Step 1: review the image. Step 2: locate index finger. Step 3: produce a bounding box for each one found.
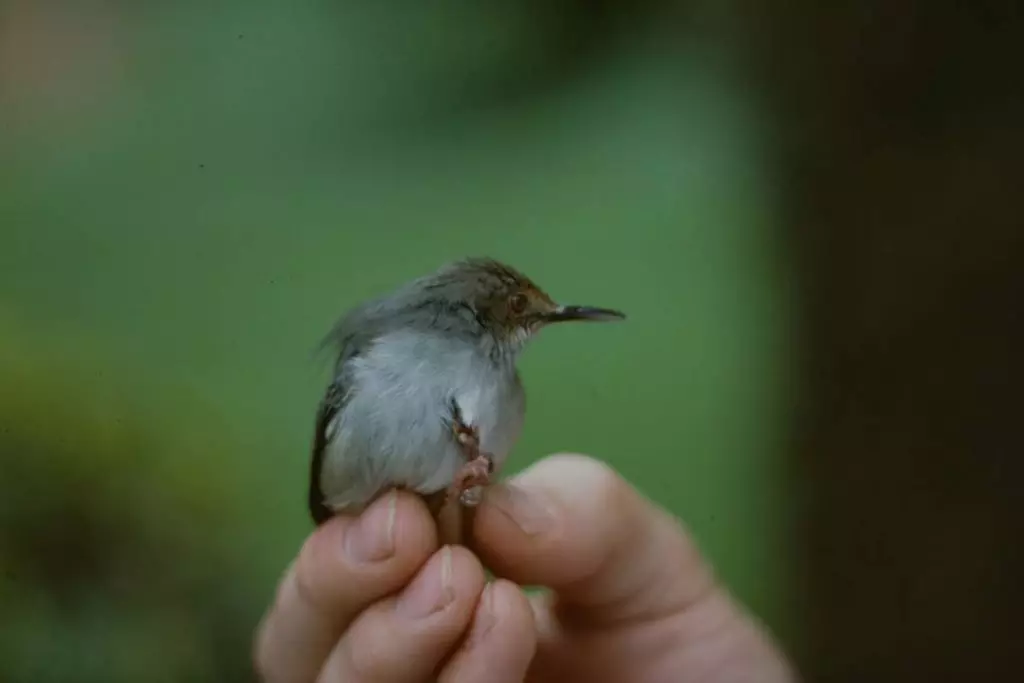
[472,454,716,626]
[254,491,438,683]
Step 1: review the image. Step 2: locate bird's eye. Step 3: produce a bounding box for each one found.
[508,293,528,314]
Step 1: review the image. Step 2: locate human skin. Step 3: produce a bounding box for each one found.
[254,454,797,682]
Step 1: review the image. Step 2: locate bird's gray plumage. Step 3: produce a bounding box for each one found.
[309,257,624,526]
[309,259,530,523]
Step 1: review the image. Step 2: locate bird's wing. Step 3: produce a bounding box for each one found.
[309,377,348,525]
[310,303,387,525]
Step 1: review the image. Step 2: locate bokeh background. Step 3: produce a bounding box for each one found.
[2,2,1022,682]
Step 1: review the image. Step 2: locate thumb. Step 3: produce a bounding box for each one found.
[472,453,715,626]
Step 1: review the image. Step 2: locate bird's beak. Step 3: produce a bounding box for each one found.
[542,304,626,323]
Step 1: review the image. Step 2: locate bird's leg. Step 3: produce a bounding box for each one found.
[423,489,448,519]
[446,398,494,507]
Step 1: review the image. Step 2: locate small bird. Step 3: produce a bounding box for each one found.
[308,257,625,538]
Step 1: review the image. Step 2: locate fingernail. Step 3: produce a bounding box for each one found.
[487,483,553,536]
[469,583,497,646]
[397,546,455,618]
[344,491,396,563]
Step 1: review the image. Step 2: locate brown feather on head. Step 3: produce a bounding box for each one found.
[424,256,625,340]
[434,257,558,332]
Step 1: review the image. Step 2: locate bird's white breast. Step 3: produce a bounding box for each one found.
[319,328,525,511]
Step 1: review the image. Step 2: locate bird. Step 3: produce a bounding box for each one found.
[308,257,625,539]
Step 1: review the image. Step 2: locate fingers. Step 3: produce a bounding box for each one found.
[473,453,716,626]
[254,491,438,683]
[314,550,536,683]
[438,579,536,683]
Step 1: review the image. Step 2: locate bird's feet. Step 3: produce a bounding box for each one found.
[446,398,494,506]
[449,455,492,507]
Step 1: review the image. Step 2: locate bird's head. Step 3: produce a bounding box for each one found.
[422,257,625,357]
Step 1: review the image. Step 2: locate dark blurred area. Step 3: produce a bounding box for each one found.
[728,3,1024,679]
[2,1,1021,681]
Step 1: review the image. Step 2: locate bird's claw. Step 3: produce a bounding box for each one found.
[445,397,495,506]
[449,455,492,507]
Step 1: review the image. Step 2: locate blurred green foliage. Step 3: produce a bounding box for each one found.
[0,312,262,682]
[1,0,797,677]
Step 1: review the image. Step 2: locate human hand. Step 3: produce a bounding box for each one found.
[254,454,797,682]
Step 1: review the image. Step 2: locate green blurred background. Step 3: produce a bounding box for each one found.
[1,2,797,681]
